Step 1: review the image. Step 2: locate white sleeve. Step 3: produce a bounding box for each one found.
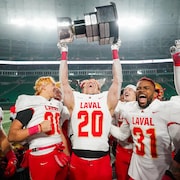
[174,66,180,95]
[60,106,70,125]
[110,122,131,141]
[168,123,180,151]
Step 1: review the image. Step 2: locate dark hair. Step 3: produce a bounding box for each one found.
[120,88,124,95]
[137,77,155,88]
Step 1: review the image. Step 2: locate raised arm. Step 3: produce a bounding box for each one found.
[170,40,180,95]
[107,40,123,115]
[58,43,74,114]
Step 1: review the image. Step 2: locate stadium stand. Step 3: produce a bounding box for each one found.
[0,62,177,110]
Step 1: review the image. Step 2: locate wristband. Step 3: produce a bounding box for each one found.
[173,52,180,66]
[28,125,40,135]
[39,123,42,132]
[112,49,119,60]
[61,51,68,60]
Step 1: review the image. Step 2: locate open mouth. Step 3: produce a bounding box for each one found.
[124,93,129,97]
[138,94,147,103]
[88,83,93,88]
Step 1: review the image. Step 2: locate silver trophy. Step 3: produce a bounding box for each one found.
[170,39,180,55]
[57,2,119,45]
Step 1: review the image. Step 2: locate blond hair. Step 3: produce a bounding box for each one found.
[55,81,61,88]
[34,76,56,95]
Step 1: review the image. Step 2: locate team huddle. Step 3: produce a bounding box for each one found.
[0,39,180,180]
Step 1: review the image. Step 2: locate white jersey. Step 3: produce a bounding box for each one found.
[174,66,180,95]
[71,91,112,152]
[169,95,180,150]
[110,99,180,180]
[113,101,134,149]
[60,105,70,126]
[15,94,64,154]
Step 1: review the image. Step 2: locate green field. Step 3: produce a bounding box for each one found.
[2,110,11,134]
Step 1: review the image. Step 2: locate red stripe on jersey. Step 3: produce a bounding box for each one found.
[167,122,180,126]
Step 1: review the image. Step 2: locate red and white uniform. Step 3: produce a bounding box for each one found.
[173,52,180,95]
[69,91,112,180]
[9,105,16,121]
[110,99,180,180]
[15,94,68,180]
[16,94,64,152]
[113,101,133,149]
[71,91,111,151]
[60,105,72,152]
[113,101,133,180]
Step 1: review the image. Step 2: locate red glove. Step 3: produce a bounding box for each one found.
[54,152,70,167]
[4,149,17,177]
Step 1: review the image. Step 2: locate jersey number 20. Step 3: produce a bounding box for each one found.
[78,110,103,137]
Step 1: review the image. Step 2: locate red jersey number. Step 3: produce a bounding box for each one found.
[44,112,60,135]
[78,110,103,137]
[133,127,157,158]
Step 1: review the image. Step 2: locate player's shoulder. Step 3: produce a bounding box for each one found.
[125,101,137,108]
[73,91,81,97]
[114,101,136,113]
[50,98,64,110]
[15,94,43,112]
[170,95,180,102]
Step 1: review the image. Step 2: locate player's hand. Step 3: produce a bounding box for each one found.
[4,151,17,178]
[57,42,68,52]
[170,39,180,55]
[40,120,52,133]
[170,40,180,66]
[111,38,121,51]
[54,152,70,167]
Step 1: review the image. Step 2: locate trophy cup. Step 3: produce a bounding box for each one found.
[57,2,119,45]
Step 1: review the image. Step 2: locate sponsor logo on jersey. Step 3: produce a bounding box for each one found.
[152,111,159,114]
[40,162,48,166]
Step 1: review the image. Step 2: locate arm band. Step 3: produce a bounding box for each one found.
[61,51,68,60]
[112,49,119,60]
[173,53,180,66]
[28,125,40,135]
[39,123,42,132]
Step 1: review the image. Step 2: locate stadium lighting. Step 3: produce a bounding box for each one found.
[117,16,148,30]
[137,70,143,74]
[9,18,57,29]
